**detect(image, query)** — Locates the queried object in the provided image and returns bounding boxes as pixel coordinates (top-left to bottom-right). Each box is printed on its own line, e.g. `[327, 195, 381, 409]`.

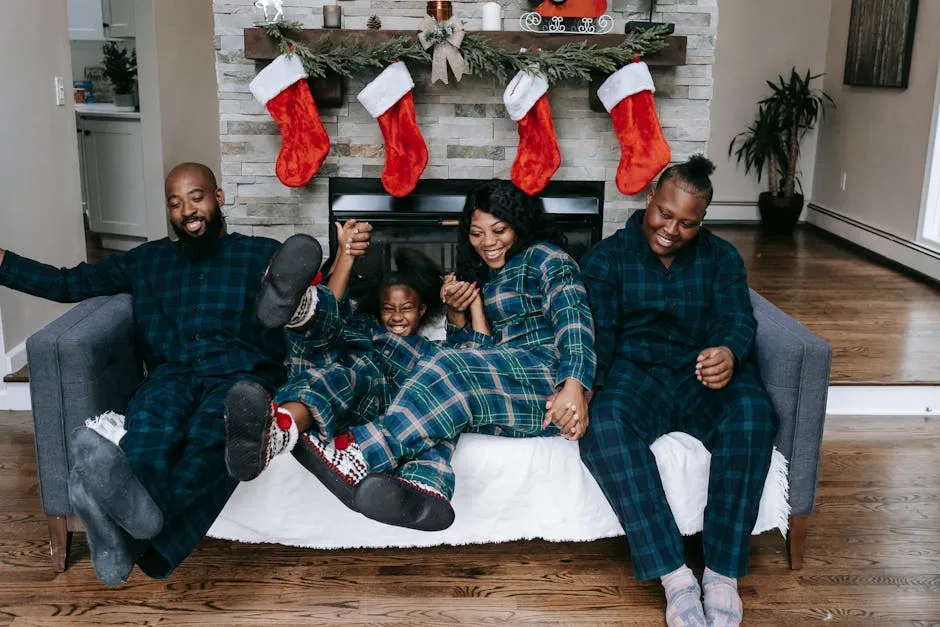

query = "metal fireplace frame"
[328, 178, 604, 276]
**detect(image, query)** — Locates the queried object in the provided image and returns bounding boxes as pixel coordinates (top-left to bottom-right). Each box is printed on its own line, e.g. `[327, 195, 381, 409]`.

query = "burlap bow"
[418, 16, 466, 85]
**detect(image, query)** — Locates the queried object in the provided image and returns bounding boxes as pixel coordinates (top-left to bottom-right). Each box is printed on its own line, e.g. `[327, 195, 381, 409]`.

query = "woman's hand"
[543, 378, 589, 440]
[441, 274, 478, 313]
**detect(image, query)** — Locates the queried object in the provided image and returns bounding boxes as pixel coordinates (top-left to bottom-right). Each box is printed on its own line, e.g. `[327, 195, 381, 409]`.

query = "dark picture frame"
[843, 0, 918, 89]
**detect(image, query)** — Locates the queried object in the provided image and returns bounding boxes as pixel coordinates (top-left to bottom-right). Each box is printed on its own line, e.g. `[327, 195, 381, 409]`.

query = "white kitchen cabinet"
[104, 0, 135, 38]
[78, 116, 147, 239]
[68, 0, 135, 40]
[67, 0, 105, 41]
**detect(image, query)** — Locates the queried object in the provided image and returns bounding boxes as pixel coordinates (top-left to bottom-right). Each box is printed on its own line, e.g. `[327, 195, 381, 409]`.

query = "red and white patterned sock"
[264, 405, 299, 467]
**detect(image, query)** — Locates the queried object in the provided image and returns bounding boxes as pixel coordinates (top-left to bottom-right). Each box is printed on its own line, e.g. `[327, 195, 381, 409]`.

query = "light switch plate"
[54, 76, 66, 107]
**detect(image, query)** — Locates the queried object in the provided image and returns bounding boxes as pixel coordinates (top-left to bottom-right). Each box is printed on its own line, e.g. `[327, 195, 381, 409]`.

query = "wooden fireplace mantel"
[242, 28, 687, 110]
[243, 28, 687, 65]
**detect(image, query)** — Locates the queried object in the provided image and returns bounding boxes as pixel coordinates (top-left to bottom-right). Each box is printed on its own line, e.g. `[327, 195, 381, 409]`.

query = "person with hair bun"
[580, 155, 778, 627]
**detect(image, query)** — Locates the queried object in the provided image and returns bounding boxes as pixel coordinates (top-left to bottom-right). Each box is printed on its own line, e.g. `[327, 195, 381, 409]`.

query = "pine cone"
[367, 15, 382, 30]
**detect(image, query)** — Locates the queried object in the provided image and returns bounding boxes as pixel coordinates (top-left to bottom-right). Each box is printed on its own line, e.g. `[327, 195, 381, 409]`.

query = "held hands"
[696, 346, 735, 389]
[335, 219, 373, 260]
[544, 379, 589, 440]
[441, 273, 480, 326]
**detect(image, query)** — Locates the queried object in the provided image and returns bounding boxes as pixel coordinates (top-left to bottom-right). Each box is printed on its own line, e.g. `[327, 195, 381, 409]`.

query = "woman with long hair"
[300, 180, 596, 532]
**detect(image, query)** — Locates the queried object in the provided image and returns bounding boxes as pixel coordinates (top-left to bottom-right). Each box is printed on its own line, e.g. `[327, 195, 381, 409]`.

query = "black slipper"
[256, 234, 323, 329]
[354, 473, 456, 532]
[224, 380, 280, 482]
[291, 434, 362, 512]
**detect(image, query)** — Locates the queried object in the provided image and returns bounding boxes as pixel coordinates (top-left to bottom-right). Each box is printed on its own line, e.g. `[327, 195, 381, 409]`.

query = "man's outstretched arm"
[0, 245, 132, 303]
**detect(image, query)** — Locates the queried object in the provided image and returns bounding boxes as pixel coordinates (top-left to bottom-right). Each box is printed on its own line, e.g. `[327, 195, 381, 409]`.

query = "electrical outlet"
[54, 76, 65, 107]
[840, 171, 847, 191]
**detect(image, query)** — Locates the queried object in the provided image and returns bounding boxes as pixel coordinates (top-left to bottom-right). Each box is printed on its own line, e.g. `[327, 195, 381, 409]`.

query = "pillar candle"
[323, 4, 341, 28]
[481, 2, 502, 31]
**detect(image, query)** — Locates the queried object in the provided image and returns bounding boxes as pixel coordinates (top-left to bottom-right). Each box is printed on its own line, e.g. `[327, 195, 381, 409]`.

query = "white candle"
[481, 2, 502, 31]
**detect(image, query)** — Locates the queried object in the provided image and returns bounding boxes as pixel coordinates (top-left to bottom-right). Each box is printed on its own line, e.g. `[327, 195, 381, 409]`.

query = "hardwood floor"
[1, 410, 938, 625]
[712, 225, 940, 385]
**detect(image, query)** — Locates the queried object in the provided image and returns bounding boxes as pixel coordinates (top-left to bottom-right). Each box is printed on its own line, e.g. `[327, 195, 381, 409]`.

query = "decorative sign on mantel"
[521, 0, 614, 34]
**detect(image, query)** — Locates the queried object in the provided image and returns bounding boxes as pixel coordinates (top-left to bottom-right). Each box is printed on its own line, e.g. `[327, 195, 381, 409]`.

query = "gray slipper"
[69, 427, 164, 540]
[68, 470, 135, 586]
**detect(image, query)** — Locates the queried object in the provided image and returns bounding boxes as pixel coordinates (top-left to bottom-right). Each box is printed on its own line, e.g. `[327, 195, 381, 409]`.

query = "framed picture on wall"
[843, 0, 919, 89]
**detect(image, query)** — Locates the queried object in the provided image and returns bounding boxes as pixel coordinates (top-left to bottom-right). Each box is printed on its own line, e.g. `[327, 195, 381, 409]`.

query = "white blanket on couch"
[87, 412, 790, 549]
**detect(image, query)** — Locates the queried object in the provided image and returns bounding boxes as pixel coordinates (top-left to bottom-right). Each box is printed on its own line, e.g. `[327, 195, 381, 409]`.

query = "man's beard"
[173, 205, 226, 260]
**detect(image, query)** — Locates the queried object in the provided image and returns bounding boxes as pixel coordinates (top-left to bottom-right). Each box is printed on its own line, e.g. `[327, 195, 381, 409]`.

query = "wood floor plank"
[3, 410, 940, 624]
[712, 226, 940, 385]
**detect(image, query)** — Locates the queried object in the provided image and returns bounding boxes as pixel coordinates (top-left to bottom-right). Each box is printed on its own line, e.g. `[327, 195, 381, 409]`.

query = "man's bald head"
[166, 162, 218, 194]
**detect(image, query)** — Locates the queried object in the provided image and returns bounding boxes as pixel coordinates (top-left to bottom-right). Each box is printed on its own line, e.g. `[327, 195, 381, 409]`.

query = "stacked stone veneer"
[213, 0, 717, 244]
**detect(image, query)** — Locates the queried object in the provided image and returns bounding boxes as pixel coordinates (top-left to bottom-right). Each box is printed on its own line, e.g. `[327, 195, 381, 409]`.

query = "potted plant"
[101, 42, 138, 110]
[729, 68, 834, 234]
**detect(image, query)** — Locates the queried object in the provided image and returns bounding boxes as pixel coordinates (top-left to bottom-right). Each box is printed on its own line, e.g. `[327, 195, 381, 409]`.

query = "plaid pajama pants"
[579, 359, 777, 580]
[277, 318, 461, 495]
[275, 328, 385, 442]
[350, 344, 560, 498]
[120, 372, 271, 578]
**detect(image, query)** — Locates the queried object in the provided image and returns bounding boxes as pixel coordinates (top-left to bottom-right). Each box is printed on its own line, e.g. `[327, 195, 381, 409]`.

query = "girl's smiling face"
[380, 285, 426, 336]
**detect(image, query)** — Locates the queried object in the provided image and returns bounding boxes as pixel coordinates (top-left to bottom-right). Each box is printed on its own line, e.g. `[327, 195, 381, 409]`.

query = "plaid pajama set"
[349, 242, 596, 498]
[0, 235, 284, 578]
[578, 211, 778, 581]
[277, 287, 493, 497]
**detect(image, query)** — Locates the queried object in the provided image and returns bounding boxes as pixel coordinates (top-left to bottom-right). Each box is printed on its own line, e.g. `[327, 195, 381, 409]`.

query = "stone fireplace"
[212, 0, 717, 250]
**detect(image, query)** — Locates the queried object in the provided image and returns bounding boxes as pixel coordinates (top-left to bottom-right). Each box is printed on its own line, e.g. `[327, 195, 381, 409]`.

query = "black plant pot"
[757, 192, 804, 234]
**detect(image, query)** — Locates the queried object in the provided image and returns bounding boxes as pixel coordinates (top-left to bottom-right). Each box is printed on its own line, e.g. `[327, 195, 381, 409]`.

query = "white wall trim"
[827, 385, 939, 416]
[916, 58, 940, 247]
[0, 382, 31, 411]
[706, 201, 761, 222]
[7, 340, 27, 374]
[0, 380, 934, 415]
[806, 203, 940, 283]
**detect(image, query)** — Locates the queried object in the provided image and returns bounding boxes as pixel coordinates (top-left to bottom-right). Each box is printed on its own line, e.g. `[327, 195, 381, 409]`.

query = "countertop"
[75, 103, 141, 120]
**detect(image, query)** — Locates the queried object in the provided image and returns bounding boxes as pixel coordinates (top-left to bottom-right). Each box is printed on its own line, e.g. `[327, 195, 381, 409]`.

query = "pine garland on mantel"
[261, 20, 670, 86]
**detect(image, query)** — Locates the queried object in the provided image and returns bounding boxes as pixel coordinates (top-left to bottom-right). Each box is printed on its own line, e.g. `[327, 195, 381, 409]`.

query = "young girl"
[224, 221, 490, 519]
[301, 180, 597, 532]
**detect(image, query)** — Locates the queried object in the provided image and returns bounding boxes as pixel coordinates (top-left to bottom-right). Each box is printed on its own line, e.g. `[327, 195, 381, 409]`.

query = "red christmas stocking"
[250, 54, 331, 188]
[504, 70, 561, 195]
[597, 61, 671, 196]
[357, 62, 428, 197]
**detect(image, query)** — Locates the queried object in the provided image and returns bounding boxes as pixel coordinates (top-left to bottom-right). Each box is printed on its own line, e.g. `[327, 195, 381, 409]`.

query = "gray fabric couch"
[26, 290, 831, 572]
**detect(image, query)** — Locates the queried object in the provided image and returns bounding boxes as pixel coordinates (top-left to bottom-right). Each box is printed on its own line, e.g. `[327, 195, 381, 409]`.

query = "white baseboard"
[826, 385, 940, 416]
[0, 382, 31, 411]
[806, 203, 940, 283]
[0, 383, 934, 414]
[705, 201, 760, 222]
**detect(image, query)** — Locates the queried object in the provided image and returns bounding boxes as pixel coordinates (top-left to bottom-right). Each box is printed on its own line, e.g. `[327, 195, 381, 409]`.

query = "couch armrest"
[26, 294, 142, 517]
[749, 289, 831, 516]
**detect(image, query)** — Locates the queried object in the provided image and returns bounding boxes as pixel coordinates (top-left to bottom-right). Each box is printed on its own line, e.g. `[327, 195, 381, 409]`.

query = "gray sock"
[661, 565, 706, 627]
[69, 427, 164, 540]
[68, 470, 134, 586]
[703, 567, 743, 627]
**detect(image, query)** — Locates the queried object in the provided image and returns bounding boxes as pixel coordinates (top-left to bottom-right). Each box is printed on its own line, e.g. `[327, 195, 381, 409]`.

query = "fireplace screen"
[329, 178, 604, 281]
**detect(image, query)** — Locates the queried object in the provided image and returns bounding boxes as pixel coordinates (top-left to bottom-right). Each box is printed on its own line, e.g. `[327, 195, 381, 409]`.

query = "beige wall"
[0, 0, 86, 354]
[708, 0, 832, 207]
[813, 0, 939, 240]
[137, 0, 221, 241]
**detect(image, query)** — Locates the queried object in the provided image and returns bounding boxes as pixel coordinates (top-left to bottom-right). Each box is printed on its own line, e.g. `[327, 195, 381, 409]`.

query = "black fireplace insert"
[328, 178, 604, 280]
